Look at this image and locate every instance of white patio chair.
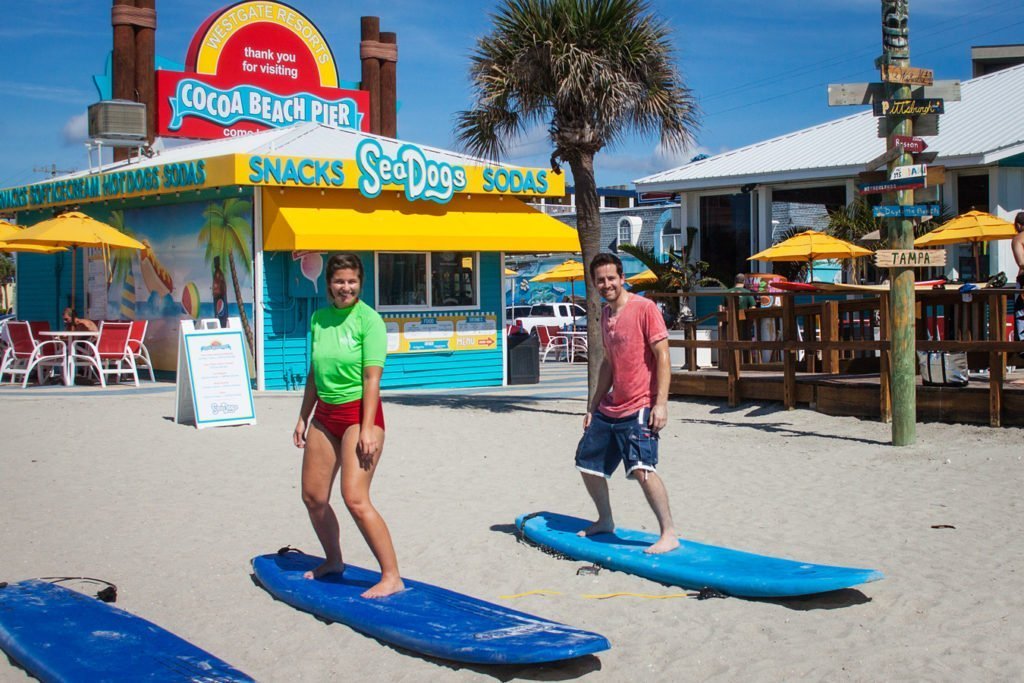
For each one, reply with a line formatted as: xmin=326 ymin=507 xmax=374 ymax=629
xmin=70 ymin=321 xmax=138 ymax=387
xmin=0 ymin=321 xmax=66 ymax=388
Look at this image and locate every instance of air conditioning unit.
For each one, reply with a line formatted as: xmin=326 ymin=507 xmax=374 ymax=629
xmin=87 ymin=100 xmax=147 ymax=146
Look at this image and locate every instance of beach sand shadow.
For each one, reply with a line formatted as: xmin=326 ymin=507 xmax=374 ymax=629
xmin=386 ymin=394 xmax=579 ymax=417
xmin=758 ymin=588 xmax=873 ymax=611
xmin=677 ymin=417 xmax=888 ymax=446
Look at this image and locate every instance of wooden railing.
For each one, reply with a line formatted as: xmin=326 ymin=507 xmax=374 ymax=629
xmin=650 ymin=289 xmax=1024 ymax=427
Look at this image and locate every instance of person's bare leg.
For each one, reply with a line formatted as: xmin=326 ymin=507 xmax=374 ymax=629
xmin=635 ymin=470 xmax=679 ymax=554
xmin=301 ymin=420 xmax=345 ymax=578
xmin=339 ymin=424 xmax=404 ymax=598
xmin=578 ymin=472 xmax=615 ymax=536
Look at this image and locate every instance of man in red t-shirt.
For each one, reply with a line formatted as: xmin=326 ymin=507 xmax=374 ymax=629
xmin=574 ymin=253 xmax=679 ymax=553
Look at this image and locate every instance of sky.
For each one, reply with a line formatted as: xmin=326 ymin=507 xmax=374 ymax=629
xmin=2 ymin=0 xmax=1024 ymax=191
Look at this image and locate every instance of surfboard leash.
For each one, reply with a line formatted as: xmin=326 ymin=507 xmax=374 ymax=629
xmin=39 ymin=577 xmax=118 ymax=603
xmin=499 ymin=589 xmax=705 ymax=600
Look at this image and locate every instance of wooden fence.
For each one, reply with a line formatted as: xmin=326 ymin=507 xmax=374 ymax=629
xmin=652 ymin=288 xmax=1024 ymax=427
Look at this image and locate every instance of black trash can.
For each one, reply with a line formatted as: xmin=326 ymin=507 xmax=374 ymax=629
xmin=507 ymin=331 xmax=540 ymax=384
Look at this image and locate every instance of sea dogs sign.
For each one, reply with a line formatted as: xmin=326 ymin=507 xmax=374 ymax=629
xmin=245 ymin=141 xmax=562 ymax=202
xmin=157 ymin=2 xmax=369 ymax=139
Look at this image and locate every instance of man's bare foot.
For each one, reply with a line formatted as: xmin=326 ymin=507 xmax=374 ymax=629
xmin=303 ymin=559 xmax=344 ymax=579
xmin=578 ymin=519 xmax=615 ymax=537
xmin=645 ymin=535 xmax=680 ymax=554
xmin=361 ymin=576 xmax=405 ymax=598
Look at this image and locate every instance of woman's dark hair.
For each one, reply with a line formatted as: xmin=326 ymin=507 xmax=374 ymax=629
xmin=325 ymin=253 xmax=364 ymax=285
xmin=589 ymin=252 xmax=623 ymax=280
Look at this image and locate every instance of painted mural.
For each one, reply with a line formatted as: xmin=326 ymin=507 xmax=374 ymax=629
xmin=93 ymin=193 xmax=255 ymax=372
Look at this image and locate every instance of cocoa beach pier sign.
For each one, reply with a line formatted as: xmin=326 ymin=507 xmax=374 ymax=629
xmin=157 ymin=2 xmax=369 ymax=139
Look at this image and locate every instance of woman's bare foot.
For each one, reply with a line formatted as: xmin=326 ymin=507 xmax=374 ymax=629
xmin=578 ymin=519 xmax=615 ymax=537
xmin=361 ymin=575 xmax=405 ymax=598
xmin=303 ymin=559 xmax=345 ymax=579
xmin=645 ymin=534 xmax=680 ymax=554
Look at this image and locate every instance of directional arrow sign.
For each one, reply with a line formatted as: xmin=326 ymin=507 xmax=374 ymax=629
xmin=890 ymin=164 xmax=927 ymax=181
xmin=871 ymin=204 xmax=941 ymax=218
xmin=875 ymin=250 xmax=946 ymax=268
xmin=893 ymin=135 xmax=927 ymax=153
xmin=828 ymin=81 xmax=960 ymax=107
xmin=873 ymin=98 xmax=945 ymax=117
xmin=880 ymin=64 xmax=934 ymax=86
xmin=859 ymin=177 xmax=926 ymax=195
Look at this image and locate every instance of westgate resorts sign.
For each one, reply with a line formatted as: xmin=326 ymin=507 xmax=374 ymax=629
xmin=157 ymin=2 xmax=369 ymax=139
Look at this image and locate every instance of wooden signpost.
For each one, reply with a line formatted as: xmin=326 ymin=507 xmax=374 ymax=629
xmin=827 ymin=81 xmax=959 ymax=106
xmin=875 ymin=250 xmax=946 ymax=268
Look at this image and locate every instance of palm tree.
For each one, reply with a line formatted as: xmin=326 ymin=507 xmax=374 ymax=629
xmin=619 ymin=227 xmax=724 ymax=327
xmin=454 ymin=0 xmax=698 ymax=393
xmin=197 ymin=198 xmax=254 ymax=351
xmin=107 ymin=210 xmax=137 ymax=320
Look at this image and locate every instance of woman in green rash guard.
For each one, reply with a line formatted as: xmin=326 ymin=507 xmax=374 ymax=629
xmin=292 ymin=252 xmax=404 ymax=598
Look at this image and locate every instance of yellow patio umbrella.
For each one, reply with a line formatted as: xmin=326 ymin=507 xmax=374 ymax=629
xmin=530 ymin=259 xmax=585 ymax=325
xmin=914 ymin=210 xmax=1017 ymax=279
xmin=505 ymin=267 xmax=518 ymax=276
xmin=0 ymin=220 xmax=66 ymax=254
xmin=626 ymin=268 xmax=658 ymax=287
xmin=6 ymin=211 xmax=146 ymax=323
xmin=749 ymin=229 xmax=872 ymax=281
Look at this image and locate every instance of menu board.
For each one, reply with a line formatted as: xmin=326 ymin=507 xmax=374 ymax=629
xmin=174 ymin=328 xmax=256 ymax=429
xmin=383 ymin=313 xmax=498 ymax=353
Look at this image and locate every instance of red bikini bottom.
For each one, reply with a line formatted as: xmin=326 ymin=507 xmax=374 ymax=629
xmin=313 ymin=398 xmax=385 ymax=439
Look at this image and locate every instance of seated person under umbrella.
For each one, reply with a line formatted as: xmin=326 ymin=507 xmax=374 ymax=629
xmin=63 ymin=307 xmax=98 ymax=332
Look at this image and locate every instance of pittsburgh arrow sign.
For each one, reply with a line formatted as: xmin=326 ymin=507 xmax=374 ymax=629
xmin=873 ymin=98 xmax=945 ymax=117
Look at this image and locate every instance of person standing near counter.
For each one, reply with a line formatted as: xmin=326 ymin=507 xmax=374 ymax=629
xmin=293 ymin=253 xmax=404 ymax=598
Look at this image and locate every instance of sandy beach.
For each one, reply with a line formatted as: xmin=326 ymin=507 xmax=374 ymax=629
xmin=2 ymin=372 xmax=1023 ymax=681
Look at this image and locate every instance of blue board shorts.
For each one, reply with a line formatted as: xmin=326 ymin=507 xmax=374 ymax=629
xmin=575 ymin=408 xmax=659 ymax=479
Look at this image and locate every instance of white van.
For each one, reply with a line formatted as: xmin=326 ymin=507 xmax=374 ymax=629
xmin=515 ymin=302 xmax=586 ymax=333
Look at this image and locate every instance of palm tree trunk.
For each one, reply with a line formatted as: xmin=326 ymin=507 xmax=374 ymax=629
xmin=227 ymin=252 xmax=256 ymax=355
xmin=567 ymin=153 xmax=604 ymax=402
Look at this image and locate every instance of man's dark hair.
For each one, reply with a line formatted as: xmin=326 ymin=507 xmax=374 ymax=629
xmin=589 ymin=253 xmax=623 ymax=280
xmin=325 ymin=252 xmax=364 ymax=285
xmin=1015 ymin=211 xmax=1024 ymax=229
xmin=734 ymin=273 xmax=746 ymax=285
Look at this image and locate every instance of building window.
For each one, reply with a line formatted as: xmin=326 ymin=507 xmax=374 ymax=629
xmin=377 ymin=252 xmax=478 ymax=309
xmin=616 ymin=216 xmax=642 ymax=252
xmin=660 ymin=226 xmax=682 ymax=256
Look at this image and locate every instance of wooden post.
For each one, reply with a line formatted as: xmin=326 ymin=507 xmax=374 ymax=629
xmin=360 ymin=17 xmax=382 ymax=135
xmin=134 ymin=0 xmax=157 ymax=145
xmin=782 ymin=295 xmax=797 ymax=409
xmin=380 ymin=31 xmax=397 ymax=137
xmin=989 ymin=292 xmax=1007 ymax=427
xmin=685 ymin=320 xmax=697 ymax=372
xmin=726 ymin=295 xmax=741 ymax=406
xmin=879 ymin=292 xmax=892 ymax=423
xmin=112 ymin=0 xmax=136 ymax=162
xmin=825 ymin=301 xmax=840 ymax=373
xmin=883 ymin=1 xmax=917 ymax=446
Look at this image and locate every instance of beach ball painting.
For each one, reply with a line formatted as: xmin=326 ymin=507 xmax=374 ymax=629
xmin=181 ymin=281 xmax=201 ymax=319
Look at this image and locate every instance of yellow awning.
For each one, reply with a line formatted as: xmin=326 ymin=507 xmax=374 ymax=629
xmin=263 ymin=188 xmax=580 ymax=252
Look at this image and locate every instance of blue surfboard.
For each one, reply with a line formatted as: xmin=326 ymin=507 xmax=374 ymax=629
xmin=0 ymin=580 xmax=253 ymax=682
xmin=516 ymin=512 xmax=884 ymax=598
xmin=251 ymin=551 xmax=609 ymax=664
